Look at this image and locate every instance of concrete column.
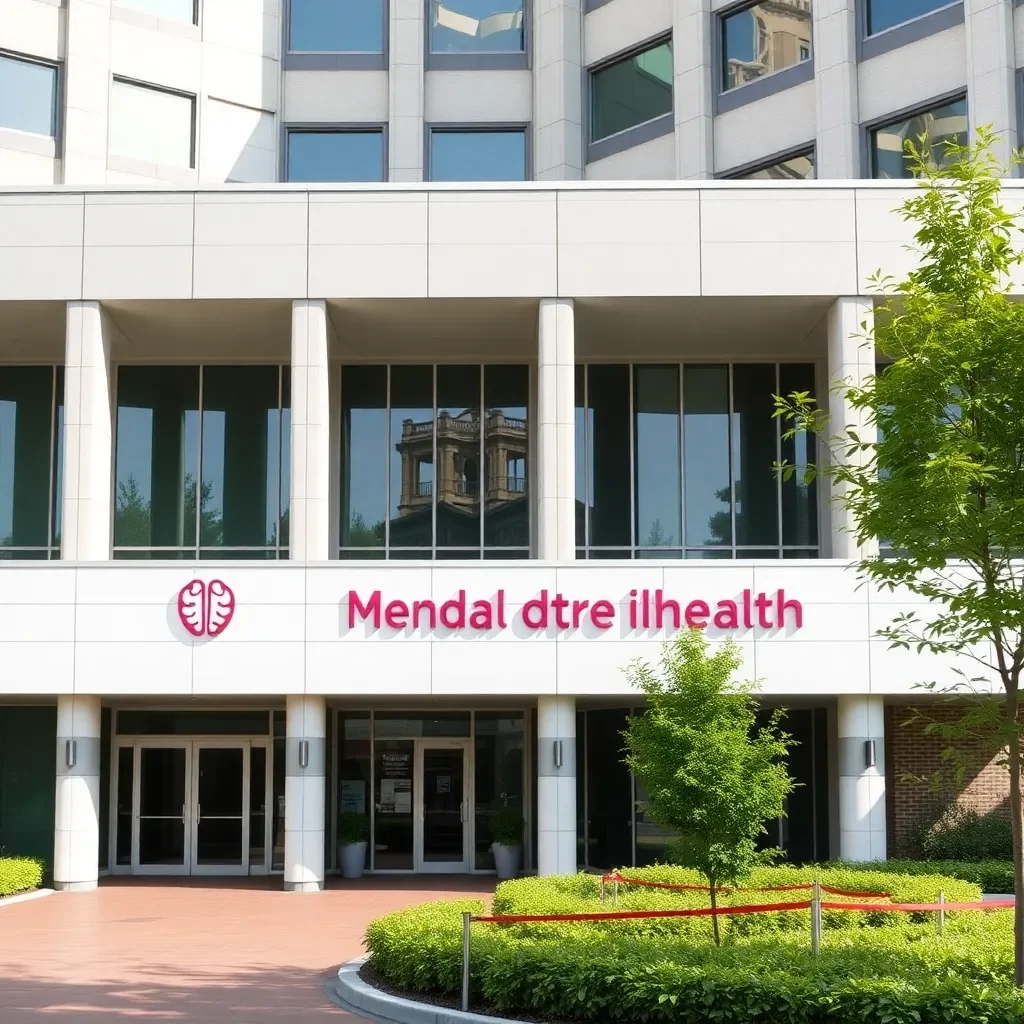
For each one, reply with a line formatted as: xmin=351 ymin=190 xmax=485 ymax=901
xmin=53 ymin=694 xmax=102 ymax=891
xmin=965 ymin=0 xmax=1017 ymax=170
xmin=290 ymin=300 xmax=334 ymax=561
xmin=63 ymin=0 xmax=113 ymax=183
xmin=673 ymin=0 xmax=714 ymax=179
xmin=536 ymin=298 xmax=576 ymax=560
xmin=826 ymin=297 xmax=877 ymax=559
xmin=284 ymin=694 xmax=327 ymax=891
xmin=389 ymin=0 xmax=425 ymax=181
xmin=62 ymin=301 xmax=120 ymax=560
xmin=837 ymin=695 xmax=886 ymax=861
xmin=537 ymin=695 xmax=577 ymax=875
xmin=814 ymin=0 xmax=860 ymax=178
xmin=533 ymin=0 xmax=584 ymax=180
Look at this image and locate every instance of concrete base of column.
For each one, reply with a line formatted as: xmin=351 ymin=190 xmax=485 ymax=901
xmin=284 ymin=879 xmax=325 ymax=893
xmin=54 ymin=879 xmax=99 ymax=893
xmin=53 ymin=695 xmax=102 ymax=891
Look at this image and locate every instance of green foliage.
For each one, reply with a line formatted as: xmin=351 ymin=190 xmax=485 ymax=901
xmin=622 ymin=630 xmax=795 ymax=910
xmin=919 ymin=806 xmax=1014 ymax=861
xmin=0 ymin=857 xmax=44 ymax=897
xmin=365 ymin=868 xmax=1021 ymax=1023
xmin=337 ymin=812 xmax=369 ymax=845
xmin=490 ymin=807 xmax=524 ymax=847
xmin=833 ymin=858 xmax=1015 ymax=895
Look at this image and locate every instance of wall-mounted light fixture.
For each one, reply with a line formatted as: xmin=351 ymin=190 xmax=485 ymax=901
xmin=553 ymin=739 xmax=563 ymax=769
xmin=298 ymin=739 xmax=309 ymax=769
xmin=864 ymin=739 xmax=877 ymax=769
xmin=65 ymin=739 xmax=77 ymax=769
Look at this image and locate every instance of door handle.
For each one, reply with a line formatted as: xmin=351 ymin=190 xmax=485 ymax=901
xmin=181 ymin=803 xmax=186 ymax=825
xmin=196 ymin=803 xmax=202 ymax=825
xmin=460 ymin=802 xmax=467 ymax=824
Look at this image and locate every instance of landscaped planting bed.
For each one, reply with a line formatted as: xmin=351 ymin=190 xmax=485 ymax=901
xmin=0 ymin=857 xmax=44 ymax=898
xmin=364 ymin=867 xmax=1023 ymax=1023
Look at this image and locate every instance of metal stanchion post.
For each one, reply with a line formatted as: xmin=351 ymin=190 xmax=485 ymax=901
xmin=600 ymin=877 xmax=606 ymax=904
xmin=614 ymin=881 xmax=619 ymax=907
xmin=937 ymin=891 xmax=945 ymax=936
xmin=810 ymin=880 xmax=821 ymax=956
xmin=461 ymin=913 xmax=471 ymax=1012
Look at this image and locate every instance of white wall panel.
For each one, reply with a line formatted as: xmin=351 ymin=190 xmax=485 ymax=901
xmin=584 ymin=133 xmax=675 ymax=180
xmin=200 ymin=99 xmax=276 ymax=183
xmin=0 ymin=0 xmax=63 ymax=61
xmin=424 ymin=70 xmax=532 ymax=124
xmin=583 ymin=0 xmax=671 ymax=66
xmin=283 ymin=71 xmax=389 ymax=124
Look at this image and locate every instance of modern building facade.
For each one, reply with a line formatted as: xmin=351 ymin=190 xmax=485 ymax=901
xmin=0 ymin=0 xmax=1019 ymax=188
xmin=0 ymin=177 xmax=1013 ymax=891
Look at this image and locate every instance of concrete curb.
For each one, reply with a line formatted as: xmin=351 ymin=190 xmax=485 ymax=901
xmin=336 ymin=958 xmax=516 ymax=1024
xmin=0 ymin=888 xmax=55 ymax=909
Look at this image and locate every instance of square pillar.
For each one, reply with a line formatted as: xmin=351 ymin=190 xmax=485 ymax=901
xmin=673 ymin=0 xmax=713 ymax=179
xmin=533 ymin=0 xmax=584 ymax=180
xmin=814 ymin=0 xmax=860 ymax=178
xmin=62 ymin=301 xmax=120 ymax=560
xmin=965 ymin=0 xmax=1017 ymax=170
xmin=53 ymin=694 xmax=102 ymax=891
xmin=837 ymin=695 xmax=886 ymax=861
xmin=284 ymin=695 xmax=327 ymax=891
xmin=290 ymin=300 xmax=334 ymax=561
xmin=537 ymin=695 xmax=577 ymax=875
xmin=826 ymin=297 xmax=877 ymax=560
xmin=389 ymin=0 xmax=425 ymax=182
xmin=536 ymin=298 xmax=575 ymax=560
xmin=63 ymin=0 xmax=113 ymax=183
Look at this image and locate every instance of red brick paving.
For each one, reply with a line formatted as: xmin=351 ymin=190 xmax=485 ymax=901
xmin=0 ymin=876 xmax=494 ymax=1023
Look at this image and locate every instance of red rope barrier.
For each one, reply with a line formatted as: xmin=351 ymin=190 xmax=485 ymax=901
xmin=602 ymin=874 xmax=890 ymax=900
xmin=822 ymin=899 xmax=1015 ymax=913
xmin=472 ymin=900 xmax=813 ymax=924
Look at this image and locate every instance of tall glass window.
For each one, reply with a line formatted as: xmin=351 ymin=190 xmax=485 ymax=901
xmin=870 ymin=98 xmax=968 ymax=179
xmin=721 ymin=1 xmax=811 ymax=92
xmin=340 ymin=364 xmax=529 ymax=559
xmin=576 ymin=363 xmax=818 ymax=558
xmin=429 ymin=0 xmax=525 ymax=54
xmin=590 ymin=40 xmax=673 ymax=144
xmin=0 ymin=366 xmax=63 ymax=559
xmin=113 ymin=365 xmax=289 ymax=558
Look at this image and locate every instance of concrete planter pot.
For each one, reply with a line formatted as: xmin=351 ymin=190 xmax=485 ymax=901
xmin=339 ymin=841 xmax=367 ymax=879
xmin=492 ymin=842 xmax=522 ymax=880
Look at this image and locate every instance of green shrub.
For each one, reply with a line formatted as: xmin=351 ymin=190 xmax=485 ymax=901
xmin=490 ymin=808 xmax=524 ymax=847
xmin=921 ymin=806 xmax=1013 ymax=861
xmin=337 ymin=812 xmax=369 ymax=845
xmin=828 ymin=859 xmax=1015 ymax=894
xmin=0 ymin=857 xmax=44 ymax=897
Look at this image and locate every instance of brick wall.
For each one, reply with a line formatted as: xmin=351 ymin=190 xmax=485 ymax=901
xmin=885 ymin=704 xmax=1009 ymax=853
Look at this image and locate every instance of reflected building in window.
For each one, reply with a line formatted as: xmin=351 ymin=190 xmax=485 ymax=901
xmin=722 ymin=0 xmax=812 ymax=92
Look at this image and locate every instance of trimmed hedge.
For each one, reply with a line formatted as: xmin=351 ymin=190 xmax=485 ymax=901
xmin=827 ymin=859 xmax=1015 ymax=895
xmin=0 ymin=857 xmax=44 ymax=897
xmin=365 ymin=867 xmax=1021 ymax=1024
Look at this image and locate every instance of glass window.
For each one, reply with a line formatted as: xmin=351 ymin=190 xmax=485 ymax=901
xmin=684 ymin=365 xmax=731 ymax=549
xmin=289 ymin=0 xmax=384 ymax=51
xmin=114 ymin=366 xmax=288 ymax=557
xmin=429 ymin=129 xmax=527 ymax=182
xmin=474 ymin=712 xmax=525 ymax=870
xmin=484 ymin=365 xmax=528 ymax=553
xmin=867 ymin=0 xmax=952 ymax=35
xmin=286 ymin=130 xmax=385 ymax=183
xmin=736 ymin=150 xmax=814 ymax=180
xmin=389 ymin=366 xmax=434 ymax=552
xmin=429 ymin=0 xmax=524 ymax=54
xmin=585 ymin=709 xmax=632 ymax=869
xmin=337 ymin=712 xmax=371 ymax=871
xmin=341 ymin=366 xmax=387 ymax=553
xmin=437 ymin=365 xmax=482 ymax=550
xmin=732 ymin=364 xmax=778 ymax=548
xmin=870 ymin=98 xmax=968 ymax=179
xmin=721 ymin=2 xmax=811 ymax=92
xmin=0 ymin=367 xmax=62 ymax=557
xmin=0 ymin=53 xmax=58 ymax=137
xmin=115 ymin=0 xmax=195 ymax=23
xmin=109 ymin=79 xmax=195 ymax=168
xmin=591 ymin=41 xmax=673 ymax=144
xmin=780 ymin=363 xmax=817 ymax=549
xmin=633 ymin=366 xmax=680 ymax=550
xmin=586 ymin=365 xmax=631 ymax=550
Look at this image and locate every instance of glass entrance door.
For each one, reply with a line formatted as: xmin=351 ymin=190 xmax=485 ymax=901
xmin=416 ymin=741 xmax=470 ymax=872
xmin=191 ymin=742 xmax=249 ymax=875
xmin=134 ymin=742 xmax=191 ymax=875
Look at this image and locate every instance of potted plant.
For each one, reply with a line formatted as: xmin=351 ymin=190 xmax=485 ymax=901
xmin=490 ymin=807 xmax=524 ymax=880
xmin=337 ymin=812 xmax=369 ymax=879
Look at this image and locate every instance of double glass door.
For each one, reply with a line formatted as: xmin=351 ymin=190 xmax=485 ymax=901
xmin=123 ymin=739 xmax=268 ymax=875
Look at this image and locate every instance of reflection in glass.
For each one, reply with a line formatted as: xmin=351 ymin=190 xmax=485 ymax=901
xmin=780 ymin=364 xmax=817 ymax=547
xmin=374 ymin=739 xmax=415 ymax=870
xmin=588 ymin=365 xmax=631 ymax=548
xmin=574 ymin=365 xmax=586 ymax=547
xmin=684 ymin=365 xmax=731 ymax=547
xmin=429 ymin=130 xmax=526 ymax=182
xmin=634 ymin=366 xmax=680 ymax=549
xmin=586 ymin=709 xmax=632 ymax=869
xmin=286 ymin=131 xmax=385 ymax=183
xmin=474 ymin=713 xmax=524 ymax=870
xmin=289 ymin=0 xmax=384 ymax=51
xmin=635 ymin=777 xmax=678 ymax=866
xmin=338 ymin=713 xmax=370 ymax=871
xmin=484 ymin=365 xmax=528 ymax=550
xmin=737 ymin=150 xmax=814 ymax=180
xmin=591 ymin=41 xmax=673 ymax=143
xmin=52 ymin=367 xmax=64 ymax=550
xmin=389 ymin=366 xmax=434 ymax=550
xmin=0 ymin=53 xmax=58 ymax=137
xmin=867 ymin=0 xmax=950 ymax=35
xmin=429 ymin=0 xmax=524 ymax=53
xmin=437 ymin=365 xmax=482 ymax=548
xmin=870 ymin=98 xmax=968 ymax=179
xmin=341 ymin=366 xmax=387 ymax=551
xmin=721 ymin=1 xmax=811 ymax=92
xmin=733 ymin=364 xmax=778 ymax=547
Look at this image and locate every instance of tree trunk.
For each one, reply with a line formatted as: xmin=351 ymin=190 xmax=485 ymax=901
xmin=1009 ymin=700 xmax=1024 ymax=986
xmin=709 ymin=879 xmax=721 ymax=946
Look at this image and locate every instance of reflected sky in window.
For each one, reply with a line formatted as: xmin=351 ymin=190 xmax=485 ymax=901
xmin=429 ymin=130 xmax=526 ymax=181
xmin=289 ymin=0 xmax=384 ymax=51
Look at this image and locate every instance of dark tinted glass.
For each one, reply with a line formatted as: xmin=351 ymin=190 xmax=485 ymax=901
xmin=575 ymin=364 xmax=586 ymax=546
xmin=484 ymin=365 xmax=528 ymax=548
xmin=286 ymin=131 xmax=384 ymax=183
xmin=780 ymin=363 xmax=817 ymax=547
xmin=732 ymin=364 xmax=778 ymax=547
xmin=587 ymin=365 xmax=631 ymax=547
xmin=684 ymin=365 xmax=730 ymax=547
xmin=341 ymin=366 xmax=387 ymax=550
xmin=591 ymin=42 xmax=673 ymax=142
xmin=738 ymin=151 xmax=814 ymax=180
xmin=634 ymin=365 xmax=680 ymax=548
xmin=289 ymin=0 xmax=384 ymax=50
xmin=430 ymin=130 xmax=526 ymax=182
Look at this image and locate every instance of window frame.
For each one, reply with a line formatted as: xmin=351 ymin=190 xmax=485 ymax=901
xmin=108 ymin=76 xmax=197 ymax=173
xmin=585 ymin=33 xmax=675 ymax=164
xmin=861 ymin=90 xmax=968 ymax=180
xmin=424 ymin=0 xmax=530 ymax=70
xmin=857 ymin=0 xmax=964 ymax=61
xmin=283 ymin=0 xmax=389 ymax=70
xmin=714 ymin=0 xmax=814 ymax=115
xmin=718 ymin=143 xmax=816 ymax=180
xmin=281 ymin=124 xmax=389 ymax=183
xmin=0 ymin=49 xmax=61 ymax=144
xmin=425 ymin=123 xmax=531 ymax=182
xmin=110 ymin=0 xmax=200 ymax=32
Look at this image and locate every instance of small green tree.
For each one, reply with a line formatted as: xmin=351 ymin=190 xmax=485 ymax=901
xmin=622 ymin=629 xmax=794 ymax=944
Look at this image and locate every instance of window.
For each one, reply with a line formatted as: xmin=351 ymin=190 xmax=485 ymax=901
xmin=575 ymin=363 xmax=818 ymax=558
xmin=866 ymin=0 xmax=954 ymax=36
xmin=340 ymin=364 xmax=529 ymax=559
xmin=285 ymin=129 xmax=385 ymax=182
xmin=113 ymin=365 xmax=290 ymax=558
xmin=114 ymin=0 xmax=196 ymax=23
xmin=429 ymin=0 xmax=524 ymax=54
xmin=721 ymin=2 xmax=811 ymax=92
xmin=869 ymin=97 xmax=967 ymax=179
xmin=428 ymin=128 xmax=527 ymax=181
xmin=0 ymin=53 xmax=58 ymax=138
xmin=109 ymin=79 xmax=195 ymax=168
xmin=0 ymin=367 xmax=63 ymax=559
xmin=288 ymin=0 xmax=385 ymax=51
xmin=590 ymin=40 xmax=673 ymax=144
xmin=733 ymin=149 xmax=815 ymax=180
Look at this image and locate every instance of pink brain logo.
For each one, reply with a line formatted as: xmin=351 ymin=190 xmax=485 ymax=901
xmin=177 ymin=579 xmax=236 ymax=638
